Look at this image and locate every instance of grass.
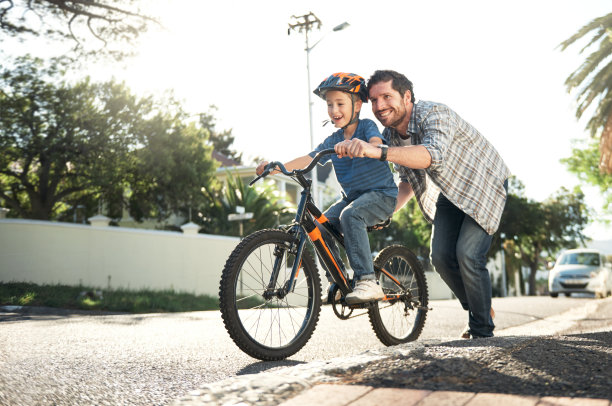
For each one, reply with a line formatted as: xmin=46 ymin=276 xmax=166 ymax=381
xmin=0 ymin=282 xmax=220 ymax=313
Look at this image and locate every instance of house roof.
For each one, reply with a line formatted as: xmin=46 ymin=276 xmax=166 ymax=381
xmin=212 ymin=151 xmax=241 ymax=167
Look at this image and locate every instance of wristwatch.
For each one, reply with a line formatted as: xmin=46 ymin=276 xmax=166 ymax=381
xmin=378 ymin=144 xmax=388 ymax=162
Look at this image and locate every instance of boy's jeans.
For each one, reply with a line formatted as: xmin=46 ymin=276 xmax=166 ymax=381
xmin=323 ymin=191 xmax=396 ymax=281
xmin=430 ymin=193 xmax=495 ymax=337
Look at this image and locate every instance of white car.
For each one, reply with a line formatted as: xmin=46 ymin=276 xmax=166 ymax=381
xmin=548 ymin=249 xmax=612 ymax=298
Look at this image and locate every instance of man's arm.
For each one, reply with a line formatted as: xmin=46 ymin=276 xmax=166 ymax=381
xmin=335 ymin=139 xmax=431 ymax=169
xmin=395 ymin=181 xmax=415 ymax=213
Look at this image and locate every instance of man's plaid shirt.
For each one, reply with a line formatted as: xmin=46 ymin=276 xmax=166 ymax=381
xmin=383 ymin=100 xmax=510 ymax=235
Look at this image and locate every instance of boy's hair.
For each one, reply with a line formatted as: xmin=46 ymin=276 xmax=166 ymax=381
xmin=367 ymin=70 xmax=415 ymax=103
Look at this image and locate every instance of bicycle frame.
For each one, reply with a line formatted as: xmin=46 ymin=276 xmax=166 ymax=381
xmin=252 ymin=149 xmax=408 ymax=305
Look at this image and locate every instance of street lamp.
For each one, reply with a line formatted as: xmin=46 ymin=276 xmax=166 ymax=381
xmin=288 ymin=12 xmax=350 ymax=207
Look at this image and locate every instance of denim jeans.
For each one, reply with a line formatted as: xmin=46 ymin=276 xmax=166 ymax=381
xmin=324 ymin=191 xmax=396 ymax=281
xmin=430 ymin=193 xmax=495 ymax=337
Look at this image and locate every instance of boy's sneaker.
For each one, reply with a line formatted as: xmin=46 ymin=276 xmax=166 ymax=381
xmin=345 ymin=280 xmax=385 ymax=304
xmin=322 ymin=282 xmax=342 ymax=304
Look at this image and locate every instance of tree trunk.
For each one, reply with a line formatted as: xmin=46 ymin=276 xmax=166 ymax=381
xmin=528 ymin=263 xmax=538 ymax=296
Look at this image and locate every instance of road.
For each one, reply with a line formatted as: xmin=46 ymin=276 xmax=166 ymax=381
xmin=0 ymin=296 xmax=596 ymax=405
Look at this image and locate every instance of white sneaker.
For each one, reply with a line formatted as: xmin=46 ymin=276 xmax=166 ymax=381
xmin=345 ymin=280 xmax=385 ymax=304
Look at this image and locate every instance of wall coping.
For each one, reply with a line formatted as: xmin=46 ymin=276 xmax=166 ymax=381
xmin=0 ymin=219 xmax=239 ymax=242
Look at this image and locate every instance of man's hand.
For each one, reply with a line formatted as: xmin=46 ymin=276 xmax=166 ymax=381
xmin=334 ymin=139 xmax=380 ymax=159
xmin=255 ymin=161 xmax=269 ymax=176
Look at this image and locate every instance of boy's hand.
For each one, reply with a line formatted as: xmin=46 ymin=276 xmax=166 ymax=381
xmin=256 ymin=161 xmax=269 ymax=176
xmin=335 ymin=139 xmax=380 ymax=159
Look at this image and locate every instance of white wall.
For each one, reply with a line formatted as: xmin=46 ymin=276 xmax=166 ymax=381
xmin=0 ymin=219 xmax=239 ymax=297
xmin=0 ymin=219 xmax=455 ymax=300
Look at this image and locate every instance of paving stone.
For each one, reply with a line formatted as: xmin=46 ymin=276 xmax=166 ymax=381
xmin=278 ymin=384 xmax=372 ymax=406
xmin=350 ymin=387 xmax=431 ymax=405
xmin=466 ymin=393 xmax=539 ymax=406
xmin=416 ymin=390 xmax=476 ymax=406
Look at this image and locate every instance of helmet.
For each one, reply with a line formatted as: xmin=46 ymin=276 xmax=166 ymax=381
xmin=313 ymin=72 xmax=368 ymax=103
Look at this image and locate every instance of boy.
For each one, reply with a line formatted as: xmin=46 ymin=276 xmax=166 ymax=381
xmin=256 ymin=72 xmax=397 ymax=304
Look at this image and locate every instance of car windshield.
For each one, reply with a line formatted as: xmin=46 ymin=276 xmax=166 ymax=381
xmin=558 ymin=252 xmax=600 ymax=266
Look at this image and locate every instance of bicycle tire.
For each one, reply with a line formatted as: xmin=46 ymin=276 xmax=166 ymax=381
xmin=219 ymin=229 xmax=322 ymax=360
xmin=368 ymin=245 xmax=428 ymax=346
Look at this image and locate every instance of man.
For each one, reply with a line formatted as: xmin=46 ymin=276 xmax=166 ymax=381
xmin=334 ymin=70 xmax=510 ymax=338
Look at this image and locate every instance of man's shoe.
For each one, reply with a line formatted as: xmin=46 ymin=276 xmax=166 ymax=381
xmin=460 ymin=307 xmax=495 ymax=339
xmin=345 ymin=280 xmax=384 ymax=305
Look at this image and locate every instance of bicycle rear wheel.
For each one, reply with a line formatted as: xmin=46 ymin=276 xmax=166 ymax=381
xmin=368 ymin=245 xmax=428 ymax=346
xmin=219 ymin=229 xmax=321 ymax=360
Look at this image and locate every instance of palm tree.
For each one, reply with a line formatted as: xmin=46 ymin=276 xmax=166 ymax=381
xmin=199 ymin=172 xmax=294 ymax=237
xmin=559 ymin=12 xmax=612 ymax=174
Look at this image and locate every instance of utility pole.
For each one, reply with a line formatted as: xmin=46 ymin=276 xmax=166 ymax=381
xmin=288 ymin=12 xmax=322 ymax=208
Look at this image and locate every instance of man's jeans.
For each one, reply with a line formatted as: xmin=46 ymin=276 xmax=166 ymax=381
xmin=324 ymin=191 xmax=396 ymax=281
xmin=430 ymin=193 xmax=495 ymax=337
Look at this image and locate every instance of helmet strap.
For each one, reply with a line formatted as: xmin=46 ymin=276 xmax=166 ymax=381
xmin=341 ymin=94 xmax=359 ymax=130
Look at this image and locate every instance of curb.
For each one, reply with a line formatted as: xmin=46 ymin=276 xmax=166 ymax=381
xmin=171 ymin=299 xmax=612 ymax=406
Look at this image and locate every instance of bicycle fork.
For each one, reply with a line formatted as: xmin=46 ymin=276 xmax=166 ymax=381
xmin=263 ymin=231 xmax=308 ymax=300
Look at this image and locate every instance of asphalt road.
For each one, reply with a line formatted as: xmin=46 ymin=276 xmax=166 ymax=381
xmin=0 ymin=296 xmax=595 ymax=405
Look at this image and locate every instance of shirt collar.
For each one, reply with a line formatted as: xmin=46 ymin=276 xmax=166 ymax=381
xmin=407 ymin=102 xmax=419 ymax=136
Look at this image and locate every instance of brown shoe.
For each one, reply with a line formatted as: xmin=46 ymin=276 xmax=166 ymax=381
xmin=460 ymin=307 xmax=495 ymax=339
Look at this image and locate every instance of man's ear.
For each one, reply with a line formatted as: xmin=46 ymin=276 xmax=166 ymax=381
xmin=403 ymin=90 xmax=412 ymax=106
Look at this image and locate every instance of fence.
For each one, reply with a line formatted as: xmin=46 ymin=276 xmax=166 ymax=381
xmin=0 ymin=219 xmax=239 ymax=297
xmin=0 ymin=218 xmax=453 ymax=300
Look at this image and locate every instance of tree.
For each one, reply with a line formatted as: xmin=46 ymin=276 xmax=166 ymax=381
xmin=200 ymin=106 xmax=243 ymax=165
xmin=493 ymin=178 xmax=590 ymax=295
xmin=562 ymin=138 xmax=612 ymax=216
xmin=559 ymin=12 xmax=612 ymax=173
xmin=0 ymin=0 xmax=158 ymax=59
xmin=368 ymin=198 xmax=432 ymax=259
xmin=0 ymin=56 xmax=217 ymax=222
xmin=199 ymin=173 xmax=292 ymax=237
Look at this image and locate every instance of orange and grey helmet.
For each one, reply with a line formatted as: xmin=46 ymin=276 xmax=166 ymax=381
xmin=313 ymin=72 xmax=368 ymax=103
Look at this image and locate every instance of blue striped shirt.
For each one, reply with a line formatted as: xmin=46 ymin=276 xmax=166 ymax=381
xmin=310 ymin=119 xmax=398 ymax=202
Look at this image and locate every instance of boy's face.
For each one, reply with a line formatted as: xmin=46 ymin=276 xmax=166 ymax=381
xmin=325 ymin=90 xmax=362 ymax=129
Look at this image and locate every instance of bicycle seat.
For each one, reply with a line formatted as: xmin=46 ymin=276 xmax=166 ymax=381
xmin=367 ymin=217 xmax=391 ymax=232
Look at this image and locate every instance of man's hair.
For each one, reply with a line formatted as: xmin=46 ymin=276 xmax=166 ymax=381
xmin=367 ymin=70 xmax=415 ymax=103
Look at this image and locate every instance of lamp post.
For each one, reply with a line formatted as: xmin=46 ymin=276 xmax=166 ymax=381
xmin=288 ymin=13 xmax=350 ymax=207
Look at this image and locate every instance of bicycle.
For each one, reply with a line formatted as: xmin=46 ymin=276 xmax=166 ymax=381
xmin=218 ymin=148 xmax=429 ymax=361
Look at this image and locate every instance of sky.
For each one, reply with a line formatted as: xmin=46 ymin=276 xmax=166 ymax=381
xmin=3 ymin=0 xmax=611 ymax=239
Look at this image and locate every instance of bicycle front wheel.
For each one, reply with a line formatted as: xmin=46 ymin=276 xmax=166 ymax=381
xmin=368 ymin=245 xmax=428 ymax=346
xmin=219 ymin=229 xmax=321 ymax=360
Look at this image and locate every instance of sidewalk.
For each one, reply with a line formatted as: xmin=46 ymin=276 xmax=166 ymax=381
xmin=280 ymin=384 xmax=610 ymax=406
xmin=173 ymin=297 xmax=612 ymax=406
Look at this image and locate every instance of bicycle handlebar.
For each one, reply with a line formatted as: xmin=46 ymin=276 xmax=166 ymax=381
xmin=249 ymin=148 xmax=336 ymax=186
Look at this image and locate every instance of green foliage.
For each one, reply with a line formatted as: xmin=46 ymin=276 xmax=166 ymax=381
xmin=200 ymin=106 xmax=243 ymax=164
xmin=561 ymin=138 xmax=612 ymax=215
xmin=559 ymin=12 xmax=612 ymax=133
xmin=0 ymin=282 xmax=219 ymax=313
xmin=0 ymin=0 xmax=159 ymax=60
xmin=559 ymin=12 xmax=612 ymax=173
xmin=493 ymin=177 xmax=590 ymax=295
xmin=369 ymin=198 xmax=432 ymax=258
xmin=199 ymin=173 xmax=294 ymax=237
xmin=0 ymin=55 xmax=217 ymax=222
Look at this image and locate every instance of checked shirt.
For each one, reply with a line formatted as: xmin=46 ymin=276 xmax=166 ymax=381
xmin=383 ymin=100 xmax=510 ymax=235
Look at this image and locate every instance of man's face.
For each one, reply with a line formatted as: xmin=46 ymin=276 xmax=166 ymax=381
xmin=369 ymin=80 xmax=410 ymax=129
